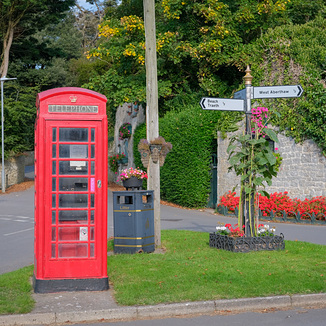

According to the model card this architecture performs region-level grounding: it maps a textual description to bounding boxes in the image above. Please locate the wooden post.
[143,0,161,247]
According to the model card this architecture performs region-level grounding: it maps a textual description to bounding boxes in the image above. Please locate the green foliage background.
[133,104,220,208]
[0,85,37,159]
[239,16,326,154]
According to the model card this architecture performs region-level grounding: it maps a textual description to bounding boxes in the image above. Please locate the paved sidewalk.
[1,292,325,326]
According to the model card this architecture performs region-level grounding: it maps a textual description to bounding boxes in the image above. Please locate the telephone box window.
[52,145,56,158]
[58,243,88,258]
[52,227,56,241]
[91,145,95,158]
[59,128,88,142]
[52,178,56,191]
[58,210,88,223]
[51,244,56,258]
[90,243,95,257]
[52,211,56,224]
[91,128,95,142]
[58,227,87,241]
[59,178,88,191]
[52,161,56,174]
[52,195,56,208]
[59,194,88,208]
[52,128,57,142]
[59,161,88,175]
[59,144,88,159]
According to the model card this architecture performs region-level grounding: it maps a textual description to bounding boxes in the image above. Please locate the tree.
[0,0,76,77]
[74,0,107,52]
[84,0,302,117]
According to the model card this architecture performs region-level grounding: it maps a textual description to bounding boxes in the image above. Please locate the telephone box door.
[44,120,105,278]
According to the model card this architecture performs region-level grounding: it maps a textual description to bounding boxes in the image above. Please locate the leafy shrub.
[241,16,326,155]
[0,85,37,159]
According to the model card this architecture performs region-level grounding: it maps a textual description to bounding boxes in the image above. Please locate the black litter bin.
[113,190,155,254]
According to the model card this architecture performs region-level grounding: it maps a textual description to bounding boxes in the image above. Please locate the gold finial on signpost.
[243,65,253,85]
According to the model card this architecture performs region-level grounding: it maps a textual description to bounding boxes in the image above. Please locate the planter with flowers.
[109,153,127,174]
[119,122,132,140]
[209,223,284,253]
[212,106,285,252]
[117,167,148,190]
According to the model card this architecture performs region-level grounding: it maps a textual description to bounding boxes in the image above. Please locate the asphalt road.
[1,167,326,275]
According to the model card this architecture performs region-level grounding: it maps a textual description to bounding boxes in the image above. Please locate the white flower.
[216,226,227,231]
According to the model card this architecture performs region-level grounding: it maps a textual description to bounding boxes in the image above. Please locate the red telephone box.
[33,87,108,293]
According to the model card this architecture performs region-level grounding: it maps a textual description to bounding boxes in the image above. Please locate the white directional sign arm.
[200,97,244,112]
[253,85,303,99]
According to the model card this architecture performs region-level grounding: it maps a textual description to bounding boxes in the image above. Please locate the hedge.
[133,104,220,208]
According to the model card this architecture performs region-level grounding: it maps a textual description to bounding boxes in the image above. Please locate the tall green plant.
[227,107,281,236]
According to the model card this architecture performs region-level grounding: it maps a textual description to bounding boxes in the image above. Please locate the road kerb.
[136,301,216,318]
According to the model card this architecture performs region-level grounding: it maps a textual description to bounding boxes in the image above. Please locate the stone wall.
[0,155,25,188]
[217,125,326,201]
[109,103,145,182]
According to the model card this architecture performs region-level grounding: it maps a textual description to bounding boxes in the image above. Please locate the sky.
[77,0,97,10]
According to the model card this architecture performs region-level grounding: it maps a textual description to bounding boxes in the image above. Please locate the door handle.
[97,180,102,188]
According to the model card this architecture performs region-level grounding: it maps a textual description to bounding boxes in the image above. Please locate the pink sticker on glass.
[91,178,95,192]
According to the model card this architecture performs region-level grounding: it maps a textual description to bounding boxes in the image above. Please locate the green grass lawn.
[109,230,326,305]
[0,265,34,314]
[1,230,325,315]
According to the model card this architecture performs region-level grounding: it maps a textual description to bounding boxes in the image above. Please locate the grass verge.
[0,230,325,315]
[0,265,34,314]
[109,230,326,305]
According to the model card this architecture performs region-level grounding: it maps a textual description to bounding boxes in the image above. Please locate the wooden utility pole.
[143,0,161,247]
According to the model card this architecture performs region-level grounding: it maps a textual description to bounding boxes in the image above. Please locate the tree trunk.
[0,22,15,78]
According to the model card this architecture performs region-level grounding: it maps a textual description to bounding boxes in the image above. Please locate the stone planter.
[209,232,285,253]
[149,144,162,163]
[122,177,143,190]
[118,157,128,164]
[140,150,150,168]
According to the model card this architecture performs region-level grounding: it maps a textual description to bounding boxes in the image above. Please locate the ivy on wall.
[238,16,326,155]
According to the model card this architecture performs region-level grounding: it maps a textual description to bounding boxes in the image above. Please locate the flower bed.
[217,191,326,224]
[209,233,285,253]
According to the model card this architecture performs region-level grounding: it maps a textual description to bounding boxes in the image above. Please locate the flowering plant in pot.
[117,167,148,182]
[215,223,244,237]
[211,222,283,252]
[117,167,148,190]
[109,153,126,173]
[119,122,132,140]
